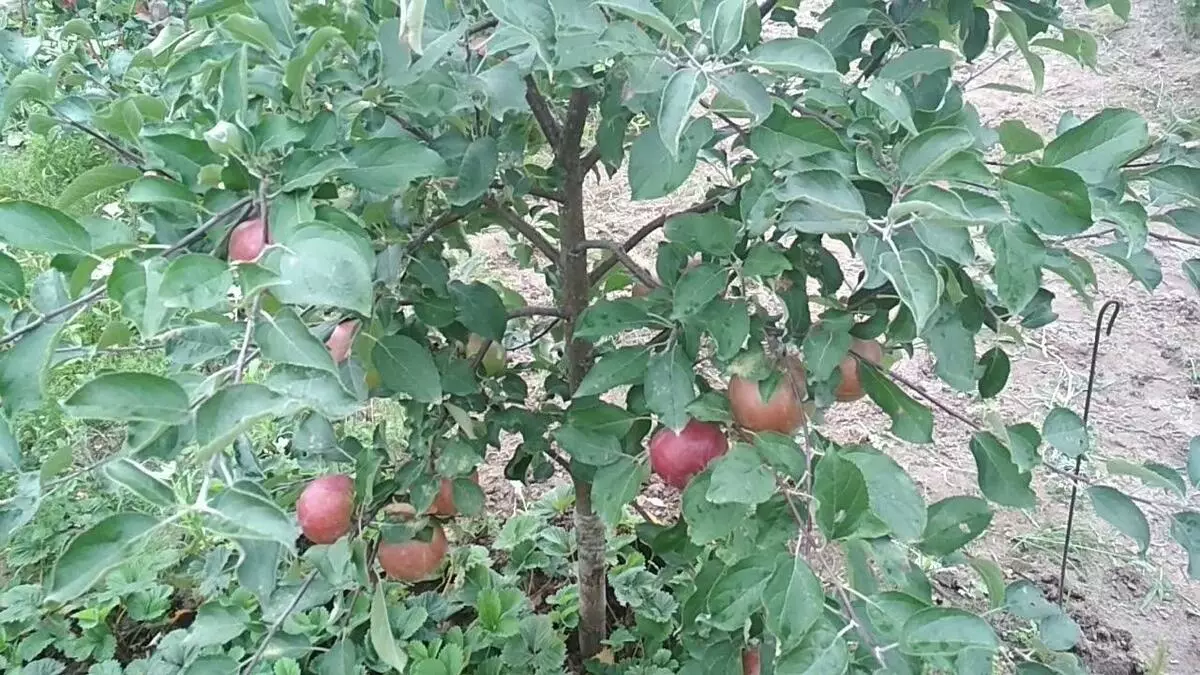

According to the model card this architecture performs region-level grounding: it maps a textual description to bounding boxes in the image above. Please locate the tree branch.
[577,240,660,289]
[587,189,738,285]
[241,572,318,674]
[524,76,562,149]
[562,88,590,153]
[507,306,567,320]
[404,212,465,254]
[487,199,560,261]
[1056,226,1200,247]
[56,113,145,166]
[527,186,567,203]
[384,111,435,144]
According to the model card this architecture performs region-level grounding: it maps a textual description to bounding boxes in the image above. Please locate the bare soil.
[469,0,1200,670]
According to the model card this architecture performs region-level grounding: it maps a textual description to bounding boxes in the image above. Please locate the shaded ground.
[467,0,1200,670]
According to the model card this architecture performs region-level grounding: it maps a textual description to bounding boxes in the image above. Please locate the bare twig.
[57,115,144,166]
[507,306,567,319]
[702,101,750,144]
[1056,227,1199,247]
[468,16,498,35]
[587,188,739,285]
[524,76,562,149]
[404,212,465,253]
[384,111,435,144]
[240,571,318,674]
[488,200,561,260]
[527,186,567,203]
[962,48,1017,89]
[234,295,262,384]
[164,198,255,258]
[577,240,660,289]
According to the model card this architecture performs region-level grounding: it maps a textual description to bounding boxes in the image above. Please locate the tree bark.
[557,89,607,659]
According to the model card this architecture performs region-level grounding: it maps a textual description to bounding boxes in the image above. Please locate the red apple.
[729,367,806,435]
[428,472,480,517]
[835,339,883,402]
[296,474,354,545]
[326,320,359,364]
[743,646,761,675]
[228,217,270,263]
[648,419,729,489]
[378,525,449,581]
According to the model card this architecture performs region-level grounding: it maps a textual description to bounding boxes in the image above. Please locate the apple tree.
[0,0,1199,671]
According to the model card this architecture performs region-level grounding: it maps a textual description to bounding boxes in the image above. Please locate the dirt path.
[470,1,1200,670]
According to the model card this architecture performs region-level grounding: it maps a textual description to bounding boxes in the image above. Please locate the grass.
[0,132,113,214]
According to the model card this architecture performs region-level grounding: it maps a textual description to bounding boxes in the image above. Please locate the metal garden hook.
[1057,299,1121,604]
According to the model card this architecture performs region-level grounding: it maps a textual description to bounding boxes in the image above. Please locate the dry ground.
[468,0,1200,671]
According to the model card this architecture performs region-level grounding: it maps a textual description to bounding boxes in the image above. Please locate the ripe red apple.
[228,217,270,263]
[296,474,354,545]
[835,339,883,402]
[326,320,359,364]
[466,334,506,376]
[743,646,761,675]
[378,525,449,582]
[428,472,480,517]
[729,367,806,434]
[648,419,729,489]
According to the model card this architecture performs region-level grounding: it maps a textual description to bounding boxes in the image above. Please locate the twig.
[163,198,255,258]
[58,115,144,166]
[702,101,750,144]
[404,212,465,254]
[509,318,561,351]
[577,240,660,289]
[854,32,897,85]
[524,76,562,150]
[586,189,739,285]
[384,111,435,144]
[467,17,498,35]
[240,571,318,674]
[962,48,1017,88]
[234,295,262,384]
[1056,227,1199,247]
[527,186,567,203]
[0,287,106,347]
[488,200,561,260]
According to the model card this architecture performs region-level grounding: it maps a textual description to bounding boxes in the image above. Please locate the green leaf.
[0,72,53,126]
[0,414,18,472]
[658,68,707,158]
[576,299,659,340]
[592,455,650,526]
[1094,240,1162,291]
[57,166,141,210]
[0,323,66,414]
[449,281,508,342]
[970,432,1035,508]
[923,309,976,393]
[1042,108,1148,183]
[897,126,975,187]
[63,373,190,424]
[1106,459,1186,497]
[741,243,791,277]
[208,481,298,547]
[576,347,651,398]
[1039,612,1081,651]
[449,137,499,206]
[371,583,408,672]
[127,176,197,208]
[222,14,280,53]
[643,344,695,430]
[187,603,251,650]
[372,335,443,403]
[1005,580,1057,620]
[864,78,917,135]
[701,299,751,360]
[775,169,868,234]
[340,137,447,196]
[1042,406,1087,458]
[1170,511,1200,579]
[159,254,233,311]
[745,37,837,76]
[900,607,998,656]
[0,251,23,300]
[274,224,374,314]
[594,0,685,43]
[845,450,927,542]
[255,306,338,373]
[877,47,956,80]
[671,263,727,319]
[681,472,751,544]
[1185,259,1200,295]
[749,106,846,166]
[802,317,851,381]
[919,496,992,556]
[1001,162,1093,236]
[554,425,622,466]
[0,201,91,255]
[858,365,933,444]
[706,445,776,505]
[996,120,1043,154]
[664,212,740,257]
[100,458,175,507]
[987,221,1044,314]
[762,553,824,650]
[977,347,1010,399]
[813,451,869,540]
[629,118,713,200]
[701,0,745,56]
[195,384,300,462]
[1189,436,1200,488]
[284,26,341,99]
[713,71,772,125]
[46,513,161,604]
[108,257,169,338]
[967,556,1007,611]
[1165,208,1200,239]
[279,151,351,192]
[775,627,850,674]
[1088,485,1149,554]
[879,248,942,332]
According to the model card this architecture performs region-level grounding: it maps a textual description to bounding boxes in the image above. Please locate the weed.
[0,132,111,215]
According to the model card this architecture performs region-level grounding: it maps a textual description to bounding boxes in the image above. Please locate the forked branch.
[577,240,660,289]
[487,199,561,260]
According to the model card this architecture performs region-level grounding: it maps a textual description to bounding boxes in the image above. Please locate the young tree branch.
[577,240,660,289]
[487,199,561,261]
[404,211,466,254]
[524,76,562,150]
[507,306,568,319]
[384,111,435,144]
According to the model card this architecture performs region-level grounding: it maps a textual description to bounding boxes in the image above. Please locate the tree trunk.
[557,90,607,659]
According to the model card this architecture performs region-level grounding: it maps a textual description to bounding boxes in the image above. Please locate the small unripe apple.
[228,217,270,263]
[378,525,449,582]
[648,419,729,489]
[835,339,883,402]
[428,472,480,517]
[326,320,359,364]
[466,334,506,376]
[630,283,652,298]
[729,367,806,434]
[296,474,354,545]
[204,121,244,155]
